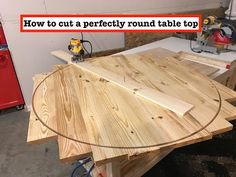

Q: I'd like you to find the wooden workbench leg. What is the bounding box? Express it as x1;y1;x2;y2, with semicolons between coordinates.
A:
92;161;121;177
227;67;236;90
106;161;121;177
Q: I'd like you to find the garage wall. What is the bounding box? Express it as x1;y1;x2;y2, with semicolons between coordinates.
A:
0;0;221;108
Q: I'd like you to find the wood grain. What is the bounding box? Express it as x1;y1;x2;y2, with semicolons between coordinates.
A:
27;73;57;144
28;48;236;177
52;65;92;162
179;60;219;76
137;48;221;77
52;50;194;116
177;51;230;68
48;50;236;165
49;64;213;164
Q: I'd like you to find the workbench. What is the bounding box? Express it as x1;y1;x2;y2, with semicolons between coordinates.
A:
27;37;236;177
121;37;236;62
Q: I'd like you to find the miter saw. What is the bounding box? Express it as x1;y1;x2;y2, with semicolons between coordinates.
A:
192;0;236;54
192;15;236;54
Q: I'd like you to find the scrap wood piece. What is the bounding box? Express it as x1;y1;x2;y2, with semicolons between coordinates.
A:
137;47;177;58
137;48;221;77
179;60;220;76
27;73;57;144
176;51;230;68
51;50;194;116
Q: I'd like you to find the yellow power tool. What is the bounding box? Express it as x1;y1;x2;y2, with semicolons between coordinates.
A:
68;38;85;62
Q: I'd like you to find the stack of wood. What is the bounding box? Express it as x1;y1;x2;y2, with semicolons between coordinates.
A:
27;48;236;177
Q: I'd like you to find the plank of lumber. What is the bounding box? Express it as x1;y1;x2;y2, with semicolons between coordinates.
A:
28;67;92;162
52;65;92;162
137;47;177;58
139;48;221;77
179;60;220;76
137;48;221;77
177;51;230;68
51;50;194;116
27;73;57;144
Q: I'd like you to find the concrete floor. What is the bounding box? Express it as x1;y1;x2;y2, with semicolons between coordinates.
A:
0;109;72;177
1;109;236;177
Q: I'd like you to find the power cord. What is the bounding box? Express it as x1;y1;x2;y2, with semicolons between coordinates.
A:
190;33;202;53
81;40;93;58
80;32;93;58
70;157;95;177
86;163;95;177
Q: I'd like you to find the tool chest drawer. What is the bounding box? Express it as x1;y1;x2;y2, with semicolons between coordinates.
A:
0;49;24;110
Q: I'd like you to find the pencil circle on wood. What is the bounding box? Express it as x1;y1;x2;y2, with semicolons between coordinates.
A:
32;53;223;149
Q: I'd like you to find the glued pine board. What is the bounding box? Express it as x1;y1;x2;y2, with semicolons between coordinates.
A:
29;48;236;169
28;48;236;177
49;51;236;165
55;65;213;165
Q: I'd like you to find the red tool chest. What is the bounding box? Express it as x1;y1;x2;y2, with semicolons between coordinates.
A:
0;24;7;45
0;23;24;110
